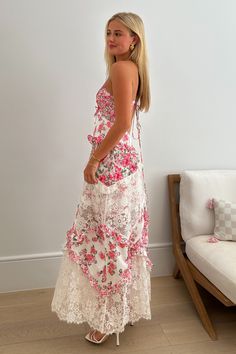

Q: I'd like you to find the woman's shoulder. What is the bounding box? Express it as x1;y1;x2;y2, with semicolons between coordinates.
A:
111;60;138;76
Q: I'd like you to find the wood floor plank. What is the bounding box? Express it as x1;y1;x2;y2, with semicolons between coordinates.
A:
151;277;193;305
170;337;236;354
0;317;87;346
160;319;212;345
150;301;199;324
0;288;53;307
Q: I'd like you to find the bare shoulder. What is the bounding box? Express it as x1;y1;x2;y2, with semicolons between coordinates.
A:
111;60;138;78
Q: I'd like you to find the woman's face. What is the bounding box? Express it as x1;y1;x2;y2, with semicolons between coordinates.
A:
106;20;136;61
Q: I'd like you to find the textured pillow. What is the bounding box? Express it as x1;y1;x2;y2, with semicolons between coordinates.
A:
207;198;236;241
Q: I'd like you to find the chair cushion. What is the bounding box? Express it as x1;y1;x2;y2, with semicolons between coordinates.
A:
179;170;236;241
186;235;236;304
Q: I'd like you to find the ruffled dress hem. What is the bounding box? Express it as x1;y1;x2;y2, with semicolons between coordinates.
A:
51;249;152;335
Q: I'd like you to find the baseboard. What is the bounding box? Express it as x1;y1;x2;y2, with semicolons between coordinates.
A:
0;243;175;293
148;242;175;277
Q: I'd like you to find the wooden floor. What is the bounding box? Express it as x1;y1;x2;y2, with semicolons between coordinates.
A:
0;276;236;354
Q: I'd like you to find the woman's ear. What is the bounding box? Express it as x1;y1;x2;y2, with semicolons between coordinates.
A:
133;34;139;45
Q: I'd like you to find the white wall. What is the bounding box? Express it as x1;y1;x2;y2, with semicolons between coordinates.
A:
1;0;236;291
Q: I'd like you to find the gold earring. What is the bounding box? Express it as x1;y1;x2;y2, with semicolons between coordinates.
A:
130;43;135;51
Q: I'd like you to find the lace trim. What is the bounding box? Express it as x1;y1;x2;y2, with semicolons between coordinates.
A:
51;250;152;334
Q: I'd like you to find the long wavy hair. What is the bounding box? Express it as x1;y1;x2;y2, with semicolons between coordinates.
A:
104;12;150;112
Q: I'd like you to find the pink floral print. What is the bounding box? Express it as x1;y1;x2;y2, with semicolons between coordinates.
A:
63;85;153;297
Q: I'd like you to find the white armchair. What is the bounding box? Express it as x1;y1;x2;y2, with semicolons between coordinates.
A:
168;170;236;340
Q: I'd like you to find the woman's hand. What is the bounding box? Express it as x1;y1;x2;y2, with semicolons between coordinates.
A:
83;160;99;184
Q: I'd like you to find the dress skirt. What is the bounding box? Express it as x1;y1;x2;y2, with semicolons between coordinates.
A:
51;162;153;335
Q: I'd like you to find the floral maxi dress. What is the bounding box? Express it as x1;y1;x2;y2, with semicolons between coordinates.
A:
51;86;153;335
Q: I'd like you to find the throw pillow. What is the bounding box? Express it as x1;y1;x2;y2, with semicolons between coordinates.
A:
207;198;236;241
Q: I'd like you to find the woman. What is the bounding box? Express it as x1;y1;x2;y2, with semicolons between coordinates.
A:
51;12;153;346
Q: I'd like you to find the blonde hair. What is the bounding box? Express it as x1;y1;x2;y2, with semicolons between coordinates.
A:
104;12;150;112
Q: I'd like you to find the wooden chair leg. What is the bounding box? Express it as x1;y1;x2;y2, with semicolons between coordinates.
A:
173;262;181;279
175;249;217;340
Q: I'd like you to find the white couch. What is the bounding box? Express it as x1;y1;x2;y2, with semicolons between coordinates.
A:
168;170;236;341
180;170;236;304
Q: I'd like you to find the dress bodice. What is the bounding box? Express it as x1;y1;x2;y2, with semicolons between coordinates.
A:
87;86;143;187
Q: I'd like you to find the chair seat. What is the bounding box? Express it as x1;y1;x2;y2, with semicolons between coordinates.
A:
186;235;236;303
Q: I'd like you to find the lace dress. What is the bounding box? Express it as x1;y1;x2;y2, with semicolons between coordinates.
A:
51;85;153;335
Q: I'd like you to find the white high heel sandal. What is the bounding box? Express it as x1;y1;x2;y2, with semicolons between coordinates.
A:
85;330;120;346
85;322;134;346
